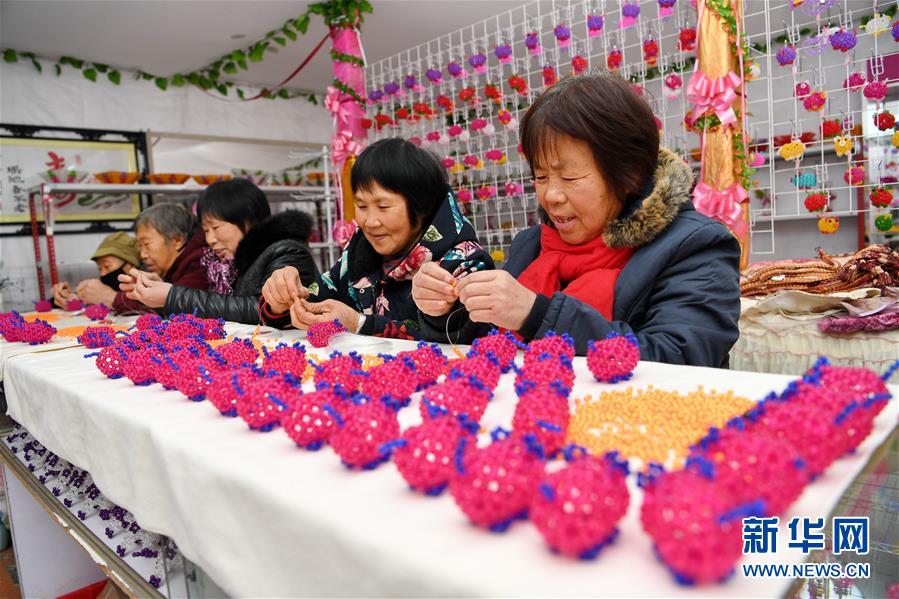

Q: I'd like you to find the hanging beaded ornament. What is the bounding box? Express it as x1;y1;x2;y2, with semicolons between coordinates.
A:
65;298;84;311
468;329;520;372
640;468;754;585
776;45;797;66
420;377;492;422
586;332;640;383
307;319;346;348
864;80;889;103
85;304;110;321
587;14;604;37
512;385;570;456
330;397;401;470
531;449;630;559
449;429;544;532
542;64;557;87
388;414;479;496
281;387;343;450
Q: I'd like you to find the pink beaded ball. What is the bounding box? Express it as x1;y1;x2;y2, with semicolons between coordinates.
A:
468;330;521;372
515;353;575;393
750;399;845;477
689;427;808;516
65;298;84;311
420;377;492;422
134;314;163;331
236;374;299;432
512;386;570;456
77;326;117;349
280;388;343;450
448;354;503;390
154;347;200;391
523;331;575;365
34;299;53;312
201;318;226;340
206;367;260;416
640;468;747;585
360;356;418;406
122;347;163;386
330;398;401;470
214;338;259;367
397;342;448;389
531;450;630;558
84;304;110;321
586;332;640;383
0;312;25;342
172;354;224;401
391;415;479;495
20;320;56;345
314;351;366;392
449;430;544;532
95;344;129;379
262;342;307;380
306;319;346;348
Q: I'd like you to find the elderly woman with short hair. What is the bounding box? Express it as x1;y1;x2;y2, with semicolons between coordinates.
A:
115;203;209;314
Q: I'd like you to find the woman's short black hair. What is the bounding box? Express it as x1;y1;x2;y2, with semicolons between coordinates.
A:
351;138;448;228
521;71;660;210
197;179;271;233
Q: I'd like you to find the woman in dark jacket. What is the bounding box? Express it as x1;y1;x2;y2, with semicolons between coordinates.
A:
126;179;319;323
260;138;493;341
413;73;741;367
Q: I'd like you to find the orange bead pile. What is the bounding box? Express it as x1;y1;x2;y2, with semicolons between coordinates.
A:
567;385;752;469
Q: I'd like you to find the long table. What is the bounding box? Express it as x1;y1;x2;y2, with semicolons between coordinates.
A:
2;329;896;597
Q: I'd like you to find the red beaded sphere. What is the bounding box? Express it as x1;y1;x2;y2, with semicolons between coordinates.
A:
397;342;448;389
361;356;418;405
449;431;544;531
420;377;491;422
314;352;366;392
469;330;520;372
306;319;346;348
236;375;299;432
515;354;575;393
206;367;261;416
392;415;477;495
262;343;307;380
330;398;400;470
34;299;53;313
447;354;502;390
122;347;163;386
20;320;56;345
215;338;259;367
586;332;640;383
172;354;224;401
84;304;110;321
135;314;163;331
77;326;117;349
531;453;630;558
281;388;342;450
640;469;745;585
523;332;575;365
95;344;129;379
512;387;570;456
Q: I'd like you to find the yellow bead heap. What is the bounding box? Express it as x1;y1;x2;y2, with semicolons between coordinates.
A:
567;385;753;470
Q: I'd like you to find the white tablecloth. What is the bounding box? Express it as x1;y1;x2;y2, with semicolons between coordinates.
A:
2;332;896;598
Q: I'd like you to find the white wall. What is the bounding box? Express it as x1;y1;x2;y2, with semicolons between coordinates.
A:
0;59;333;311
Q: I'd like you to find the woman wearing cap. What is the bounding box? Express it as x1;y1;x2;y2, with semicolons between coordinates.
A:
52;231;141;308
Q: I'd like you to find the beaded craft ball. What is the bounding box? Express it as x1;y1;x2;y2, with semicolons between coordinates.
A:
420;377;492;422
214;338;259;367
640;468;748;585
531;451;630;559
512;386;570;456
206;367;261;417
468;330;521;372
314;351;366;392
201;318;226;340
523;331;575;365
281;387;343;450
237;374;299;432
391;415;479;496
84;304;110;321
20;320;57;345
397;342;448;389
77;326;117;349
122;346;163;386
65;298;84;311
306;319;346;348
689;427;808;516
515;353;575;393
330;397;400;470
95;344;129;379
262;342;307;379
813;363;890;403
361;356;418;406
34;299;54;312
448;354;503;390
0;311;25;342
134;314;163;331
586;332;640;383
173;354;225;401
449;430;544;532
153;347;199;390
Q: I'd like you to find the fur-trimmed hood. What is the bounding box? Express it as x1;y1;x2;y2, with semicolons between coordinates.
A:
234;210;314;274
603;147;694;249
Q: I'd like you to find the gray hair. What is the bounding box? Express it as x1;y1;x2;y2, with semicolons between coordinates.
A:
134;204;195;242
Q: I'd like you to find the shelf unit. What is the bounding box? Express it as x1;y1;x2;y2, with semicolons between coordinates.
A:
27;147;339;299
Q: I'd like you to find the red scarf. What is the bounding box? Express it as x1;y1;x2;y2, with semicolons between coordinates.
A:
518;225;633;319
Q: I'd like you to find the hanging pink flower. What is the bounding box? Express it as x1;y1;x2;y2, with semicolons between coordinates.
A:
802;90;827;112
457;188;473;202
441;158;455;169
469;118;488;132
620;2;640;29
588;15;604;37
554;24;571;48
485;149;505;163
505;181;524;196
843;72;866;91
468;52;487;74
463;154;480;167
427;131;442;143
844;165;865;186
425;68;443;85
864;80;889;103
476;185;497;200
448;124;463;138
525;31;541;56
494;43;513;64
447;62;466;79
543;64;557;86
572;55;588;74
794;81;811;98
498;109;513;125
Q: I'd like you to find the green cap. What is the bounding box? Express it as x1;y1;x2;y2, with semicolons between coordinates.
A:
91;231;140;267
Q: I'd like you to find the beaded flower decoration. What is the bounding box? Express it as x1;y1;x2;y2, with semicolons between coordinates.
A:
586;332;640;383
85;304;110;321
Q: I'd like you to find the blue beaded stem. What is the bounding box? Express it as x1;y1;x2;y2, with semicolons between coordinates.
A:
321;403;344;427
